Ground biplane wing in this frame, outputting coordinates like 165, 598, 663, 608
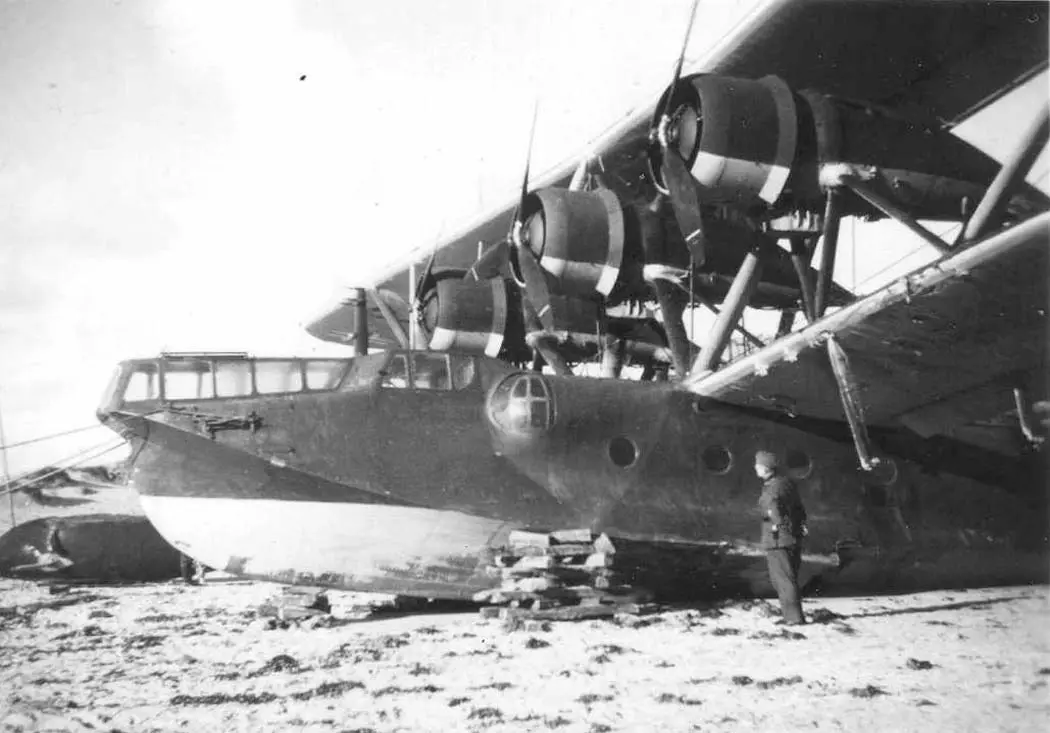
682, 211, 1049, 482
360, 0, 1048, 299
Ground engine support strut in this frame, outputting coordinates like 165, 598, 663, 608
692, 250, 762, 374
841, 176, 951, 254
813, 189, 843, 318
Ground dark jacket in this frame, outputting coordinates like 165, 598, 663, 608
758, 474, 807, 549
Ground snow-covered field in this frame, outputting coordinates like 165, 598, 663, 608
1, 577, 1046, 733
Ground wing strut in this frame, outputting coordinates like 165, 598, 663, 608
367, 289, 409, 350
961, 105, 1050, 243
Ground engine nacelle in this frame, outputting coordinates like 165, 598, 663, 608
517, 187, 626, 298
420, 274, 512, 358
648, 73, 1010, 220
417, 273, 610, 363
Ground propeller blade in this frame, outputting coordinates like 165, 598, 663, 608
414, 250, 438, 304
662, 149, 706, 265
464, 239, 510, 282
661, 0, 702, 121
516, 246, 555, 332
516, 102, 540, 229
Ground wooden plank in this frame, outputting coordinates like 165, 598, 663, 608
505, 604, 618, 622
508, 530, 551, 548
550, 528, 594, 544
592, 533, 617, 554
513, 555, 553, 570
546, 543, 595, 557
584, 552, 614, 567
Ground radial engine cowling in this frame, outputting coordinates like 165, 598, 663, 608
420, 274, 512, 358
516, 187, 626, 298
648, 74, 1011, 220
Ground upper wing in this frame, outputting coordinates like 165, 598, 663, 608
683, 212, 1049, 461
367, 0, 1049, 297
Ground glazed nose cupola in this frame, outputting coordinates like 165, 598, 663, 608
487, 373, 554, 434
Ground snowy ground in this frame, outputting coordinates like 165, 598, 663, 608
1, 577, 1047, 733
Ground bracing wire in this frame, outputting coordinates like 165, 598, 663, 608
0, 423, 105, 451
0, 439, 127, 498
856, 223, 961, 290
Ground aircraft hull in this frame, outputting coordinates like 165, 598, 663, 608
105, 390, 1048, 601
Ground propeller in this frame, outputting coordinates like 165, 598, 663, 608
409, 248, 439, 349
465, 104, 556, 332
653, 0, 706, 267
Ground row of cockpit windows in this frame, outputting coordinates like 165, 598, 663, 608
119, 353, 478, 403
122, 359, 350, 402
379, 353, 476, 391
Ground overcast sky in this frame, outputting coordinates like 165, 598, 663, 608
0, 0, 1046, 475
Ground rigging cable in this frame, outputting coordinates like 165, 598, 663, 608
0, 423, 104, 451
855, 223, 960, 291
0, 439, 127, 498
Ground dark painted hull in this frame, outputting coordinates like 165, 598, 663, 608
105, 375, 1048, 599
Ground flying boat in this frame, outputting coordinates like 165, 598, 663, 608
98, 0, 1049, 600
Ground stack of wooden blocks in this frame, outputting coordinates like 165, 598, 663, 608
473, 528, 667, 622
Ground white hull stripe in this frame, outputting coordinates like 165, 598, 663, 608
140, 495, 514, 595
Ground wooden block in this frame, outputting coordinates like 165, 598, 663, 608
514, 555, 553, 570
508, 530, 551, 549
472, 588, 503, 603
512, 576, 558, 593
478, 606, 502, 619
550, 528, 594, 544
584, 552, 614, 568
616, 602, 661, 615
547, 543, 595, 558
515, 545, 550, 557
527, 604, 617, 622
592, 534, 617, 554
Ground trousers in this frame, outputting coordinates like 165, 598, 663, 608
765, 546, 803, 623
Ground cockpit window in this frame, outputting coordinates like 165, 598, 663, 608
380, 354, 409, 388
109, 355, 360, 409
450, 355, 476, 390
380, 353, 454, 390
163, 360, 214, 400
255, 360, 303, 394
124, 364, 160, 402
305, 360, 348, 390
410, 353, 450, 390
214, 361, 253, 397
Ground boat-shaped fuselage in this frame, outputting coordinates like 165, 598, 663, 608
98, 351, 1047, 599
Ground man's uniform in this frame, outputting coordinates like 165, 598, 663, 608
757, 457, 807, 624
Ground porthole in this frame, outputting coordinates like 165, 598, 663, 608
608, 436, 638, 468
785, 449, 813, 479
701, 445, 733, 475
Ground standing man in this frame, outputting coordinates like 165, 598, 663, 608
755, 450, 807, 625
